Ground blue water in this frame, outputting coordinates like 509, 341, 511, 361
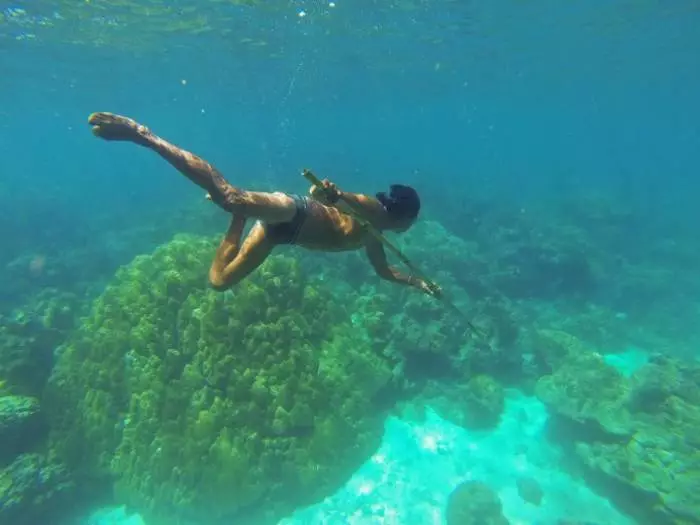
3, 2, 698, 250
2, 1, 700, 524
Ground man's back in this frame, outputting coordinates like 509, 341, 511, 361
292, 199, 368, 252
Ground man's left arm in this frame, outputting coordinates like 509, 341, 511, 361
365, 238, 421, 289
365, 239, 443, 298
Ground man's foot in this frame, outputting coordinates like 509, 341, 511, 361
87, 112, 151, 145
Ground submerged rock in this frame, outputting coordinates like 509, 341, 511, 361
445, 480, 509, 525
516, 476, 543, 506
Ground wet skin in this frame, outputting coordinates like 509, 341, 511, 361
87, 112, 428, 294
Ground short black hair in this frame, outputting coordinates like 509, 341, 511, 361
376, 184, 421, 221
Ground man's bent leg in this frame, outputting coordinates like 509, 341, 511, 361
87, 112, 296, 223
209, 214, 246, 287
209, 221, 274, 291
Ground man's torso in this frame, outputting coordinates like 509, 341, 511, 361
267, 197, 368, 251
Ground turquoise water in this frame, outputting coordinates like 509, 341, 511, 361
2, 2, 700, 525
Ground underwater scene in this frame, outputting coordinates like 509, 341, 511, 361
1, 1, 699, 524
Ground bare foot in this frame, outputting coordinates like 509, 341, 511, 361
87, 112, 151, 145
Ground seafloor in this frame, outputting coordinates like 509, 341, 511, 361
2, 189, 699, 525
84, 387, 640, 525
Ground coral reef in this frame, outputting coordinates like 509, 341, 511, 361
0, 290, 82, 397
533, 331, 700, 525
414, 375, 506, 431
47, 234, 394, 525
1, 181, 697, 525
0, 453, 76, 525
343, 220, 524, 389
0, 392, 81, 524
0, 395, 43, 465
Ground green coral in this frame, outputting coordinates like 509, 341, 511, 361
46, 234, 392, 525
0, 290, 80, 397
462, 375, 505, 429
407, 374, 505, 431
535, 351, 631, 437
0, 453, 76, 525
0, 395, 43, 465
534, 333, 700, 525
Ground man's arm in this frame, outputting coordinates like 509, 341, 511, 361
309, 180, 385, 221
336, 191, 385, 217
365, 239, 443, 298
365, 238, 419, 288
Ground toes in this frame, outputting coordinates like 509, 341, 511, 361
87, 112, 148, 143
88, 112, 124, 139
88, 112, 125, 127
88, 112, 110, 125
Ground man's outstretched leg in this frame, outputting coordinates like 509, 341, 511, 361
87, 112, 295, 224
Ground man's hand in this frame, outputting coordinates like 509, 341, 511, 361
309, 178, 342, 205
415, 278, 443, 299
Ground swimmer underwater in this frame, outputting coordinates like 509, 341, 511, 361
87, 112, 442, 299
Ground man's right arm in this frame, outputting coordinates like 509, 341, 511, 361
309, 180, 384, 220
333, 192, 387, 223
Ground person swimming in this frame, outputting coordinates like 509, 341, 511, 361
87, 112, 441, 298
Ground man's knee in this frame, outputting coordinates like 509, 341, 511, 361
220, 187, 254, 215
208, 269, 230, 292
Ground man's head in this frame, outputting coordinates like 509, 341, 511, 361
376, 184, 420, 231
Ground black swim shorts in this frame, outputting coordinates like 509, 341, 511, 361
264, 194, 309, 245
